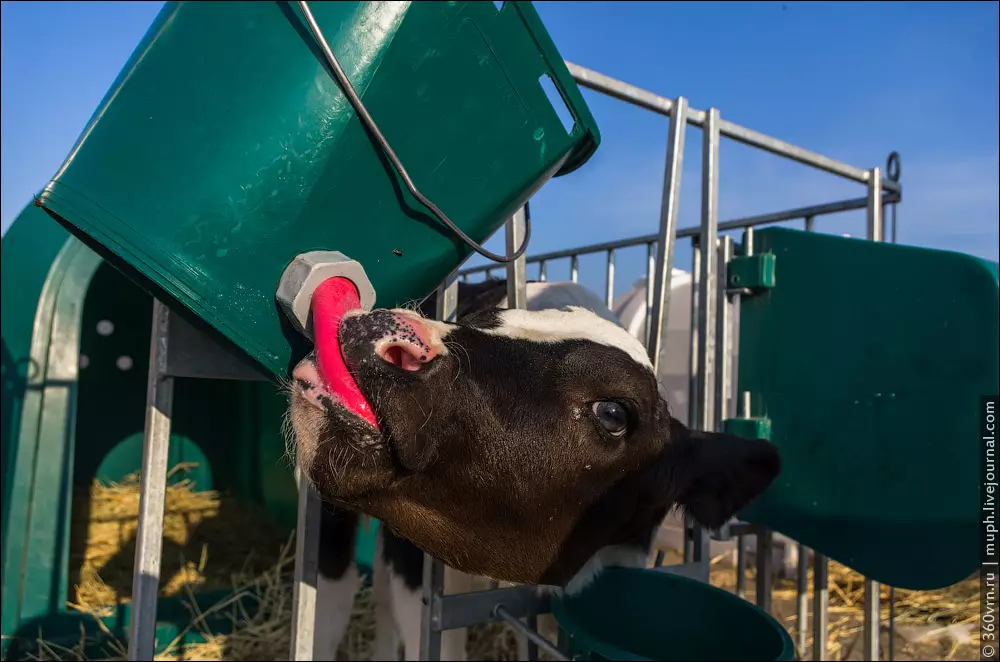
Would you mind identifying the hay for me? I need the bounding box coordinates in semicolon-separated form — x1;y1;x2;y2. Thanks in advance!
697;548;980;661
19;464;546;661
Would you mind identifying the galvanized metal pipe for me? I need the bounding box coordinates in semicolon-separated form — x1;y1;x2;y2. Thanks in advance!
128;300;175;662
570;254;579;283
644;242;655;349
290;465;322;661
646;96;688;375
696;108;720;433
494;606;568;661
457;194;900;278
813;554;829;661
714;236;734;429
605;249;615;309
797;543;809;655
565;61;901;195
864;578;880;660
506;207;528;309
867;167;883;243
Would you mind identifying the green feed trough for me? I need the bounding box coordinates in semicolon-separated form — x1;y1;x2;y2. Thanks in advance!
552;567;796;661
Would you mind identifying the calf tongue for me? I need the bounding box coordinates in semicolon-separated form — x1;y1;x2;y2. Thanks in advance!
310;277;379;429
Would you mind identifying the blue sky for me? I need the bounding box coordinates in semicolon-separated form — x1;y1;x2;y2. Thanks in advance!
2;1;997;301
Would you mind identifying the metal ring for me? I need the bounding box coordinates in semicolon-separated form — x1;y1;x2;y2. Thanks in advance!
886;151;901;182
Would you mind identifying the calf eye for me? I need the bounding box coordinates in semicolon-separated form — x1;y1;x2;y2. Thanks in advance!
591;401;629;437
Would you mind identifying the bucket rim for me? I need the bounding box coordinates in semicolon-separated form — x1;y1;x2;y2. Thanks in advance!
550;566;797;661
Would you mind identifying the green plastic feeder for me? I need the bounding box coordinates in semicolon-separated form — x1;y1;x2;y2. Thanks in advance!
552;567;795;661
36;0;600;381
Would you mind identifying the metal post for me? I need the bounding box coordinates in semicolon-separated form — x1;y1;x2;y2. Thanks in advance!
128;300;174;661
684;239;700;565
755;528;773;613
570;254;579;283
714;236;734;428
797;543;809;655
697;107;720;432
605;249;616;309
862;168;882;661
420;557;445;662
864;578;880;661
505;207;537;661
290;465;322;661
538;259;547;283
889;587;896;661
890;204;898;244
647;96;688;374
736;534;747;599
804;215;815;232
644;242;655;349
813;554;829;661
506;206;528;309
867;167;883;243
420;275;461;662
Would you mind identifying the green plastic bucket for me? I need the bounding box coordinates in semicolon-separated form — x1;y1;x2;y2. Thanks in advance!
552;567;796;661
37;0;600;381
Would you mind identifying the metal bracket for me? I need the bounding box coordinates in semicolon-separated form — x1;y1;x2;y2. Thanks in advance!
727;253;776;293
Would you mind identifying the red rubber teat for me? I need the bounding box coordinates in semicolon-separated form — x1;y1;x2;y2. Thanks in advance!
310;277;379;429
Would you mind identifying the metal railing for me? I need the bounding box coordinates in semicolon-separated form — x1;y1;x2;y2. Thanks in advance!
422;61;903;662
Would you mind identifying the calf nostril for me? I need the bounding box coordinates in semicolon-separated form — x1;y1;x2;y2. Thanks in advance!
376;340;436;372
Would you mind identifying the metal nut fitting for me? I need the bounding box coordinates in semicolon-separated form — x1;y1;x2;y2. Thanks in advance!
276;251;377;339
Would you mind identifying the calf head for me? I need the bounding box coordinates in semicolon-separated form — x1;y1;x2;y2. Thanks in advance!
287;304;780;590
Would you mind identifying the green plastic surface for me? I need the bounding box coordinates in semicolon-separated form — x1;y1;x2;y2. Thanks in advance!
737;228;999;590
37;0;600;382
552;567;795;661
1;208;377;653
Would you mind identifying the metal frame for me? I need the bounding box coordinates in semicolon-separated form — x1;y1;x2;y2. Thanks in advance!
119;61;903;662
455;62;903;662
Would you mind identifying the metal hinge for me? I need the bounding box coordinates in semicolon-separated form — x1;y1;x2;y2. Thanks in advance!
727;253;775;293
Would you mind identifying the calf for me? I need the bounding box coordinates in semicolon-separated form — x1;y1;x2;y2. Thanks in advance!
287;279;781;659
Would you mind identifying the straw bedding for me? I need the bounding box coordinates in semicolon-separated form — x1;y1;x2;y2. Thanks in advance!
13;466;979;661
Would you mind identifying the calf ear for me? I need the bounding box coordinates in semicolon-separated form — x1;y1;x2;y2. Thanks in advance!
666;422;781;529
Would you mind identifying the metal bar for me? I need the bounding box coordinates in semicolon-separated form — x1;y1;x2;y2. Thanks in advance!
420;558;445;661
420;276;460;661
605;249;615;309
538;259;548;283
864;579;880;660
644;242;655;349
494;606;568;661
565;61;901;194
890;203;898;244
867;167;883;243
128;300;175;662
570;254;579;283
797;543;809;655
687;239;701;439
715;236;734;428
506;206;528;309
804;215;815;233
889;587;896;661
744;227;755;257
438;586;550;631
290;464;322;661
518;613;539;662
755;528;773;613
646;96;687;373
456;193;900;276
697;108;720;432
736;534;747;599
813;554;829;661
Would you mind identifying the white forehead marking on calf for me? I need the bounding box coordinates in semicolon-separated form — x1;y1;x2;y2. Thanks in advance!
486;306;654;371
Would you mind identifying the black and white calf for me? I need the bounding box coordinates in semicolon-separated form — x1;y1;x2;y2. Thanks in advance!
287;279;781;660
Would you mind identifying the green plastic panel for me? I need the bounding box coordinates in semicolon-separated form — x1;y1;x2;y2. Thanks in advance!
737;227;999;590
1;204;76;654
552;567;795;661
37;0;600;381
